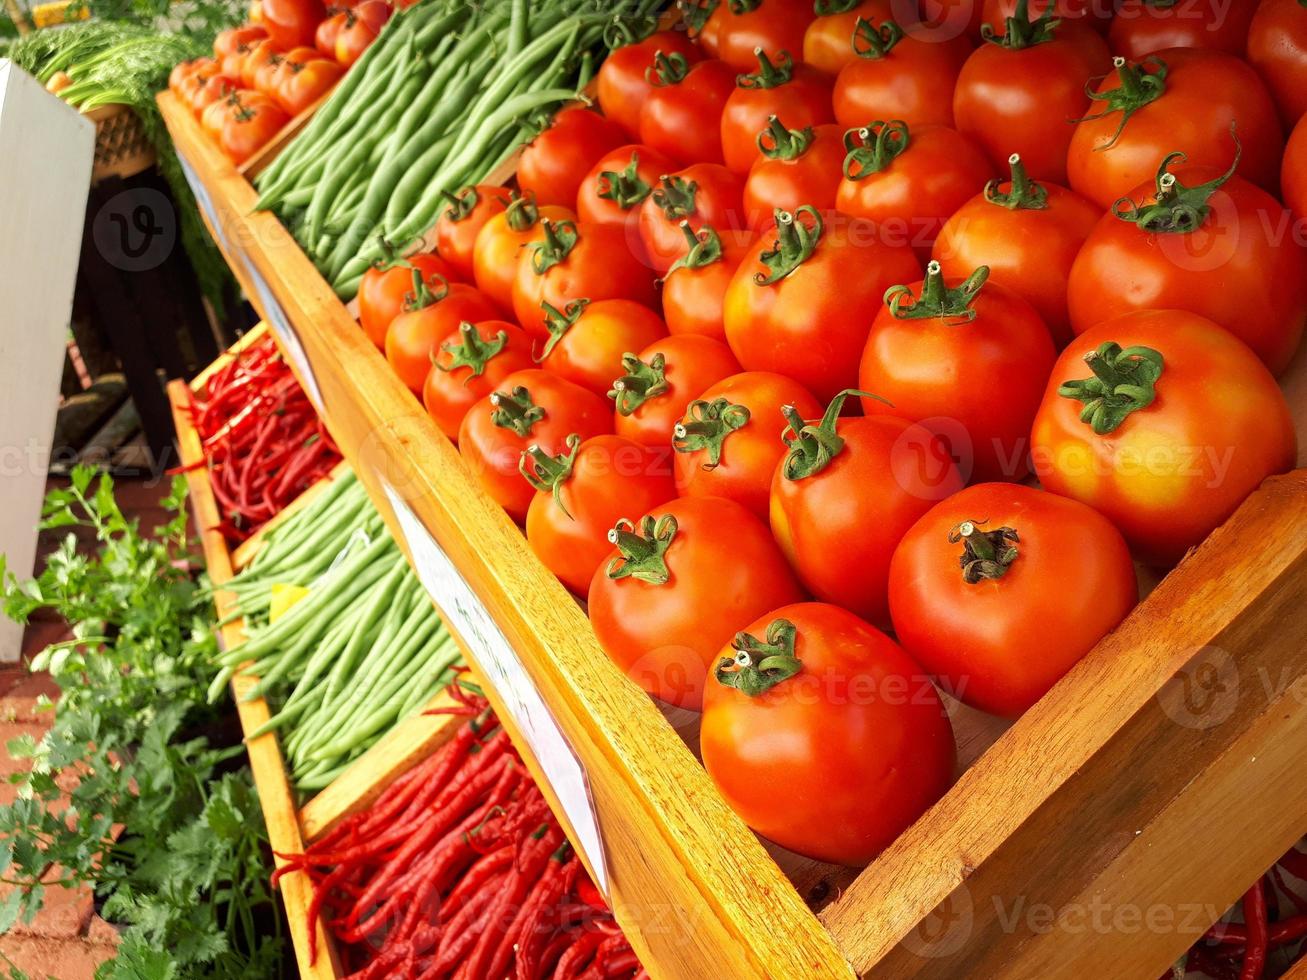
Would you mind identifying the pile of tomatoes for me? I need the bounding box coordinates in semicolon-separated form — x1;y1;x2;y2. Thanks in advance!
355;0;1305;867
167;0;394;164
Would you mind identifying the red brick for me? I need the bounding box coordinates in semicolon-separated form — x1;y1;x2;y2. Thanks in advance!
0;933;116;979
6;877;95;940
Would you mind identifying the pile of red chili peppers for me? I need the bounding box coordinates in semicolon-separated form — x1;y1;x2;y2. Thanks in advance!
277;687;645;979
186;334;341;542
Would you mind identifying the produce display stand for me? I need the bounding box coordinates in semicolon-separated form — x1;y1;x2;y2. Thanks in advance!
158;82;1307;979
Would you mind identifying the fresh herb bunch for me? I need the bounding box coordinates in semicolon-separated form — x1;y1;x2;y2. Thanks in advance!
0;466;285;979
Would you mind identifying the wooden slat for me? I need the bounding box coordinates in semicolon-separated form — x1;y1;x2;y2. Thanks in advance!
189;322;269;392
229;456;351;571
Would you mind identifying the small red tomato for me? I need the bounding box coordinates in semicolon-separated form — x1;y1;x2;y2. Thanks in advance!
611;335;741;448
189;73;241;118
639;56;738;166
261;0;324;50
201;94;239;141
587;496;804;710
471;194;574;312
434;184;512;282
335;0;390;66
241;40;282;90
662;224;754;342
889;483;1138;716
859;262;1056;483
742;120;845;231
1109;0;1257;60
720;49;833;175
315;10;347;58
170;58;209;98
535;299;669;398
523;434;677;595
264;45;322;100
219;96;289;164
276;55;342;115
459;369;614;522
384;278;502;392
1031;310;1297;565
422;319;536;441
701;603;956;865
518;106;629;209
576;144;677;263
357;252;459;349
638;163;745;274
803;0;893;76
215;24;267;58
673;370;822;520
699;0;816;72
1247;0;1307;128
770;390;965;626
1284;115;1307;226
597;26;703;137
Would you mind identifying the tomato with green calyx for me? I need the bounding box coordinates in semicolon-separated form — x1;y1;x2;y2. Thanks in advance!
836;120;994;262
588;496;804;710
1067;143;1307;375
459;369;614;523
216;24;267;57
933;154;1099;347
803;0;893;75
523;434;677;596
724;206;921;401
859;262;1055;483
699;0;816;72
434;184;511;282
662;223;754;341
1030;310;1297;565
471;194;574;313
953;2;1110;184
518;106;629;209
201;94;241;141
1065;50;1283;209
261;0;323;50
980;0;1110;33
1109;0;1256;60
770;389;965;625
384;272;502;393
832;16;971;130
576;144;677;259
888;483;1138;716
1248;0;1307;128
597;17;703;137
701;604;956;865
1284;114;1307;226
171;58;211;98
275;54;343;114
533;299;668;398
241;40;281;90
421;320;535;441
358;250;459;349
334;0;389;66
639;55;737;166
637;163;745;274
189;74;240;117
314;11;346;58
219;96;289;164
673;370;822;519
511;219;658;339
742;120;844;231
611;334;741;448
720;49;834;175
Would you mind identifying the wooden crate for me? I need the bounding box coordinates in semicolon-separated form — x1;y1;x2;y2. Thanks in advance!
157;86;1307;979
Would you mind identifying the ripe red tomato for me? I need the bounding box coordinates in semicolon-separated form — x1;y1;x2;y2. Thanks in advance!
535;299;668;398
219;96;289;164
169;58;210;98
314;10;347;57
771;390;965;625
334;0;390;66
673;370;822;520
1247;0;1307;127
384;279;501;392
215;24;267;58
639;56;737;166
1031;310;1296;565
275;55;342;114
1067;153;1307;374
662;224;754;341
859;262;1056;483
471;195;574;312
1066;49;1284;209
357;252;458;349
261;0;324;50
919;0;983;39
201;95;239;141
576;144;677;263
1284;114;1307;226
720;50;833;175
933;154;1100;346
523;434;677;595
587;496;804;710
701;603;956;864
953;16;1110;183
459;369;614;523
888;483;1138;716
188;74;240;118
241;40;282;90
724;207;922;401
980;0;1110;34
832;15;971;130
422;320;536;441
700;0;817;72
637;163;745;274
612;335;741;448
511;220;658;338
742;121;845;231
517;107;628;209
435;184;512;283
1109;0;1257;59
597;26;703;137
836;121;994;262
803;0;893;75
264;46;322;100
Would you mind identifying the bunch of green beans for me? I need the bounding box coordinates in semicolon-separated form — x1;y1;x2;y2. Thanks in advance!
253;0;660;301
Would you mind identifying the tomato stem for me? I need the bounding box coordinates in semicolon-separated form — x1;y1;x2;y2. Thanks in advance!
597;152;654;210
781;388;861;480
885;260;989;323
737;47;793;90
602;11;658;50
851;16;904;59
815;0;860;13
646;49;691;87
754;206;823;285
950;521;1021;583
535;298;590;361
609;352;669;416
489;385;546;437
368;233;423;271
402;267;447;312
668;221;725;272
441;186;479;223
842;119;911;179
981;0;1060;49
1113;128;1242;234
984;154;1048;210
729;0;761;13
436;321;507;379
757;115;814;161
528;219;579;275
605;514;678;585
1073;56;1168;150
519;433;581;518
1057;341;1165;435
715;618;803;697
504;190;540;232
653;174;699;220
673;397;751;468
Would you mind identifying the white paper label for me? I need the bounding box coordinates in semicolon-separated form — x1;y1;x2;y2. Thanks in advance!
243;263;326;415
381;480;609;895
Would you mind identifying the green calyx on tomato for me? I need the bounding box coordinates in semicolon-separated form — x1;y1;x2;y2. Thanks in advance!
1058;342;1165;435
738;48;794;90
755;206;824;285
605;513;679;584
490;385;546;437
781;388;861;480
851;17;905;60
369;234;417;271
646;50;692;87
669;221;725;272
653;175;699;221
885;261;990;323
984;154;1049;210
504;191;540;232
949;521;1021;583
536;298;591;361
528;219;579;275
609;352;670;416
602;12;658;50
1076;56;1168;151
981;0;1060;50
1113;131;1242;234
674;397;752;468
519;432;581;517
441;185;479;223
402;267;449;312
815;0;861;14
715;618;803;697
437;321;507;378
843;120;910;179
597;153;653;211
758;115;815;161
729;0;761;13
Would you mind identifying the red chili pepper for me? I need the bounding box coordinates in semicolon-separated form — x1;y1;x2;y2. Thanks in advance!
1240;880;1269;980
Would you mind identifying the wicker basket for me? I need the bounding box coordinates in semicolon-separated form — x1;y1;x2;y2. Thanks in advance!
84;102;155;184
